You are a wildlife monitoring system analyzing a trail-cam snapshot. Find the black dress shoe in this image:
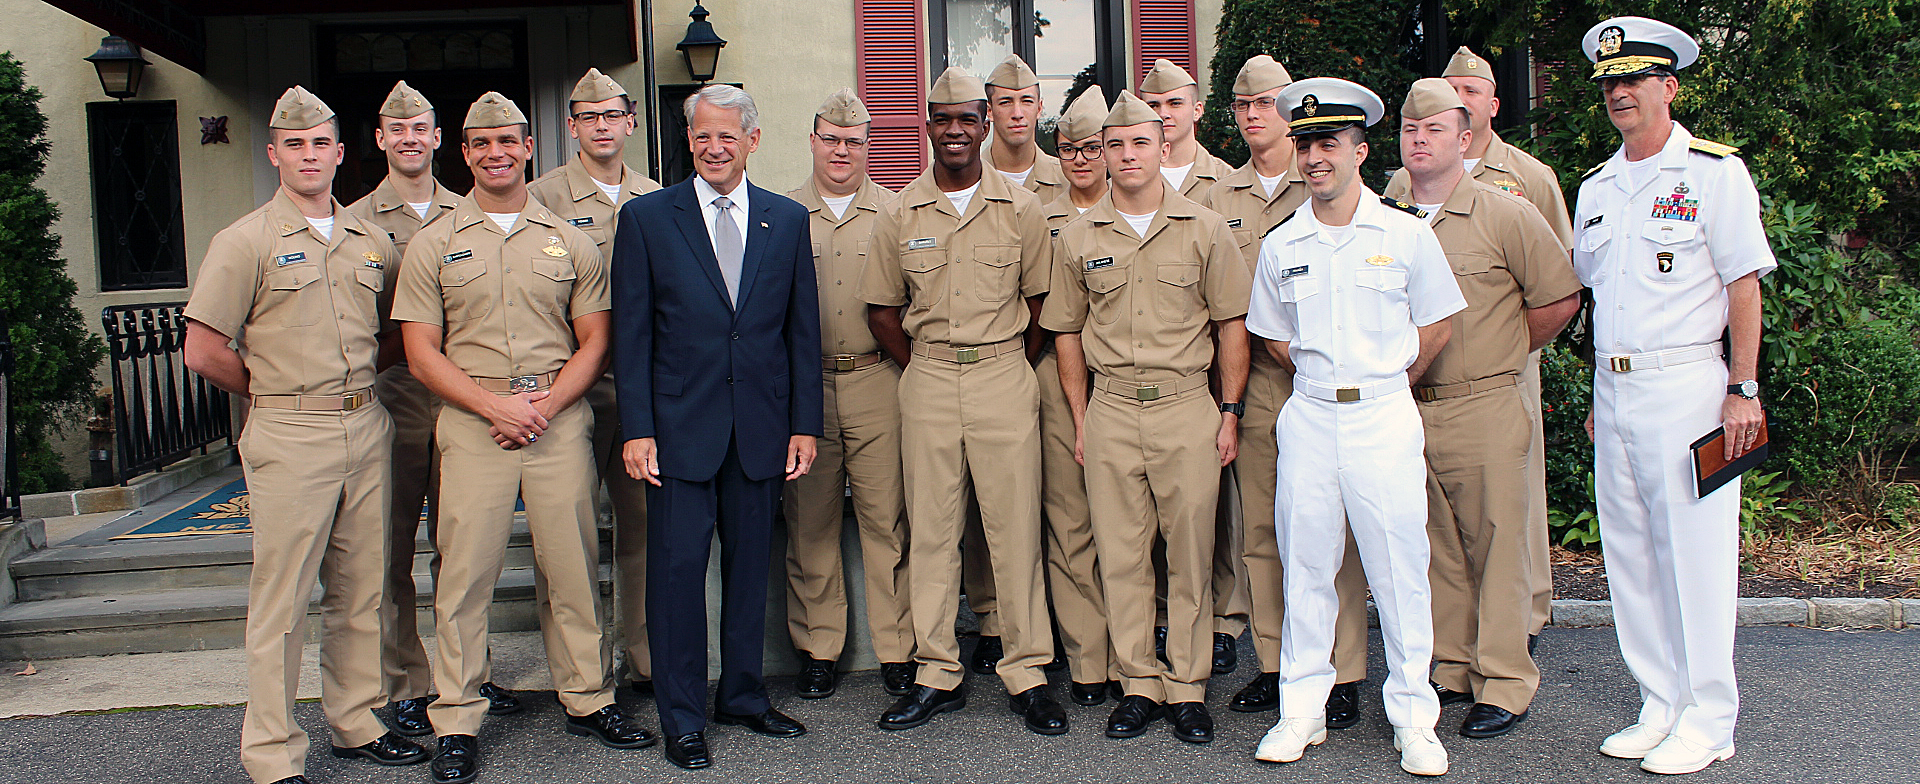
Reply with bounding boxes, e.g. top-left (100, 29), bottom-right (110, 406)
top-left (1167, 701), bottom-right (1214, 743)
top-left (430, 735), bottom-right (477, 784)
top-left (330, 732), bottom-right (428, 765)
top-left (1431, 681), bottom-right (1474, 706)
top-left (1212, 632), bottom-right (1238, 674)
top-left (881, 662), bottom-right (916, 697)
top-left (878, 685), bottom-right (966, 730)
top-left (1230, 672), bottom-right (1279, 713)
top-left (1070, 681), bottom-right (1112, 707)
top-left (664, 732), bottom-right (711, 770)
top-left (1154, 627), bottom-right (1170, 667)
top-left (1104, 695), bottom-right (1164, 739)
top-left (1008, 685), bottom-right (1069, 735)
top-left (1045, 636), bottom-right (1070, 672)
top-left (969, 635), bottom-right (1003, 675)
top-left (479, 682), bottom-right (521, 716)
top-left (1325, 681), bottom-right (1361, 729)
top-left (715, 708), bottom-right (807, 738)
top-left (389, 696), bottom-right (433, 737)
top-left (1460, 703), bottom-right (1528, 738)
top-left (270, 777), bottom-right (309, 784)
top-left (565, 704), bottom-right (657, 749)
top-left (796, 658), bottom-right (838, 699)
top-left (629, 678), bottom-right (655, 697)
